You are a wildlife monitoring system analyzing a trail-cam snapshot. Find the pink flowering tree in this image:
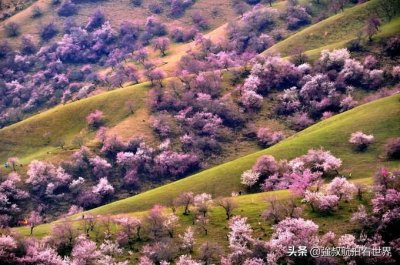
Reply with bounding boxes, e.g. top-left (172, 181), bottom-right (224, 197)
top-left (152, 37), bottom-right (170, 56)
top-left (176, 255), bottom-right (202, 265)
top-left (227, 216), bottom-right (254, 264)
top-left (174, 192), bottom-right (194, 215)
top-left (289, 169), bottom-right (322, 196)
top-left (256, 127), bottom-right (284, 147)
top-left (350, 204), bottom-right (371, 229)
top-left (179, 227), bottom-right (195, 253)
top-left (92, 177), bottom-right (114, 201)
top-left (297, 149), bottom-right (342, 175)
top-left (216, 197), bottom-right (238, 220)
top-left (252, 155), bottom-right (279, 178)
top-left (89, 156), bottom-right (112, 178)
top-left (28, 211), bottom-right (43, 235)
top-left (154, 151), bottom-right (199, 178)
top-left (198, 241), bottom-right (223, 264)
top-left (7, 157), bottom-right (19, 171)
top-left (240, 90), bottom-right (263, 110)
top-left (71, 235), bottom-right (102, 264)
top-left (326, 177), bottom-right (357, 202)
top-left (392, 66), bottom-right (400, 81)
top-left (267, 218), bottom-right (319, 264)
top-left (0, 173), bottom-right (29, 225)
top-left (145, 68), bottom-right (166, 86)
top-left (240, 170), bottom-right (260, 188)
top-left (385, 137), bottom-right (400, 160)
top-left (145, 205), bottom-right (168, 240)
top-left (19, 240), bottom-right (65, 265)
top-left (193, 193), bottom-right (213, 218)
top-left (318, 48), bottom-right (350, 71)
top-left (303, 190), bottom-right (339, 214)
top-left (163, 213), bottom-right (179, 238)
top-left (0, 235), bottom-right (18, 263)
top-left (86, 109), bottom-right (105, 129)
top-left (115, 216), bottom-right (142, 247)
top-left (26, 160), bottom-right (59, 197)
